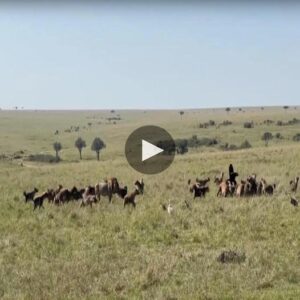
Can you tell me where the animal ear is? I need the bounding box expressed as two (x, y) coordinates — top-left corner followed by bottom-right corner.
(188, 179), (191, 184)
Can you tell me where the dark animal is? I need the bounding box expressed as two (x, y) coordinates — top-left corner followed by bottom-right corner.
(195, 177), (210, 186)
(190, 184), (209, 198)
(291, 197), (299, 207)
(47, 189), (55, 202)
(261, 178), (276, 195)
(244, 174), (258, 196)
(290, 177), (299, 192)
(124, 188), (140, 208)
(70, 186), (85, 200)
(23, 188), (38, 203)
(134, 179), (144, 194)
(32, 192), (49, 210)
(54, 188), (72, 205)
(117, 186), (128, 199)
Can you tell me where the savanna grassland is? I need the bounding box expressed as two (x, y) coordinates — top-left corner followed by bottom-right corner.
(0, 107), (300, 299)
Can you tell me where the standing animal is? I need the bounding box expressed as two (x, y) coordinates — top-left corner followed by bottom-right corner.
(214, 172), (224, 185)
(261, 178), (276, 195)
(47, 189), (55, 202)
(54, 188), (72, 205)
(244, 174), (258, 196)
(32, 192), (49, 210)
(217, 181), (229, 197)
(134, 179), (144, 194)
(236, 180), (246, 197)
(124, 183), (143, 208)
(70, 186), (85, 200)
(95, 177), (120, 202)
(80, 195), (97, 207)
(117, 186), (128, 199)
(23, 188), (38, 203)
(189, 184), (209, 198)
(290, 177), (299, 192)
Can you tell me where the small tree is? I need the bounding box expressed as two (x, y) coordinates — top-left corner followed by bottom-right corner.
(179, 111), (184, 119)
(91, 137), (106, 161)
(283, 106), (289, 112)
(75, 137), (86, 160)
(53, 142), (62, 161)
(225, 107), (231, 114)
(262, 132), (273, 146)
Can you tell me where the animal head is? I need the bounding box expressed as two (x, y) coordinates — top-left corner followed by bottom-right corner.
(260, 178), (267, 185)
(134, 179), (144, 194)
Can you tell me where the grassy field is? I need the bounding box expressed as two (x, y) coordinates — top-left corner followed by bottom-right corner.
(0, 107), (300, 299)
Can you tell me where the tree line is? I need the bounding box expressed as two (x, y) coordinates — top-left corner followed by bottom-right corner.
(53, 137), (106, 161)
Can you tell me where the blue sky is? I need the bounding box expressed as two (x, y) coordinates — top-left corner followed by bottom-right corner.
(0, 2), (300, 109)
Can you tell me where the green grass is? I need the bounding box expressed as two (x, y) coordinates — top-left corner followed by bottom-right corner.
(0, 107), (300, 299)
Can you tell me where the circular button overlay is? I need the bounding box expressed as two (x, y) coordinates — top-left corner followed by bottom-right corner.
(125, 125), (176, 175)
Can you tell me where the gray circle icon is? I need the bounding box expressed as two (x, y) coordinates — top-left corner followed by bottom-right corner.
(125, 125), (176, 174)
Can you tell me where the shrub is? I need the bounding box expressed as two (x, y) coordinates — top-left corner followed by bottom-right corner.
(220, 120), (232, 126)
(262, 132), (273, 146)
(27, 154), (59, 163)
(175, 139), (188, 154)
(240, 140), (252, 149)
(264, 119), (274, 125)
(293, 133), (300, 141)
(244, 121), (254, 129)
(277, 120), (283, 126)
(275, 133), (283, 139)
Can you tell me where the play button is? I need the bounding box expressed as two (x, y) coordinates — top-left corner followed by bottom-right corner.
(125, 125), (176, 174)
(142, 140), (164, 161)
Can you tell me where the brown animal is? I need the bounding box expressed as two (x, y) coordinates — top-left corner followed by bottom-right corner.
(261, 178), (276, 195)
(244, 174), (258, 196)
(54, 188), (72, 205)
(124, 188), (140, 208)
(32, 192), (49, 210)
(214, 172), (224, 185)
(23, 188), (38, 203)
(217, 181), (229, 197)
(236, 180), (246, 197)
(80, 195), (97, 207)
(123, 181), (143, 208)
(95, 177), (120, 202)
(290, 177), (299, 192)
(47, 189), (55, 202)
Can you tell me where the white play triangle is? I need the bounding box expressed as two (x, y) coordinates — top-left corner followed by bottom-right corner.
(142, 139), (164, 161)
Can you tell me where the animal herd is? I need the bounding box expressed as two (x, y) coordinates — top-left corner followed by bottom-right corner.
(23, 167), (299, 211)
(188, 165), (299, 206)
(23, 178), (144, 210)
